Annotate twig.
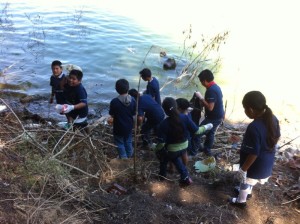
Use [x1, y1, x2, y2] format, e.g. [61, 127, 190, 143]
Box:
[52, 158, 99, 179]
[281, 195, 300, 205]
[0, 98, 48, 153]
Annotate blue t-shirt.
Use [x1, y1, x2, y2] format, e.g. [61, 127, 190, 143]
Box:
[63, 83, 88, 119]
[157, 113, 198, 144]
[138, 94, 165, 125]
[146, 77, 161, 105]
[109, 96, 136, 137]
[204, 83, 224, 119]
[240, 116, 280, 179]
[50, 73, 66, 104]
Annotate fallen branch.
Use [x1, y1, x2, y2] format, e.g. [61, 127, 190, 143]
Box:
[281, 195, 300, 205]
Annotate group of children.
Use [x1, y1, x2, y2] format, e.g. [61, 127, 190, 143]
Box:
[50, 60, 88, 131]
[50, 61, 281, 207]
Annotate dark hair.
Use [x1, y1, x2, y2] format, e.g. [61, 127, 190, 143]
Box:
[69, 69, 83, 81]
[51, 60, 62, 68]
[176, 98, 190, 111]
[128, 88, 138, 100]
[242, 91, 278, 150]
[198, 69, 214, 82]
[162, 97, 184, 143]
[115, 79, 129, 94]
[139, 68, 152, 79]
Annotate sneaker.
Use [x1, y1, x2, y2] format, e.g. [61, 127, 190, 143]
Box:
[234, 186, 252, 199]
[63, 123, 71, 130]
[228, 197, 247, 208]
[179, 177, 193, 187]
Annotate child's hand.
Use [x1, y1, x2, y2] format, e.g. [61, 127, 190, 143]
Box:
[107, 117, 113, 125]
[195, 91, 204, 100]
[235, 168, 247, 183]
[62, 104, 74, 114]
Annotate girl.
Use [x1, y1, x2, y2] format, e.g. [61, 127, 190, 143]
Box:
[155, 97, 212, 186]
[229, 91, 280, 207]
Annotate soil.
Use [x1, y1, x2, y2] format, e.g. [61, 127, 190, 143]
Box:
[0, 96, 299, 224]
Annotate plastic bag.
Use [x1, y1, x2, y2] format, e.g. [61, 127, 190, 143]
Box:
[194, 156, 216, 173]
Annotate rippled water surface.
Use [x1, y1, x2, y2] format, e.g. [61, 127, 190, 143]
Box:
[1, 0, 299, 125]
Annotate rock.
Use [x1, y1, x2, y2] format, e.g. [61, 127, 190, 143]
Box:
[160, 51, 166, 57]
[163, 58, 176, 70]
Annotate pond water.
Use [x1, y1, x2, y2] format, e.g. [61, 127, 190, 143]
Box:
[0, 0, 299, 129]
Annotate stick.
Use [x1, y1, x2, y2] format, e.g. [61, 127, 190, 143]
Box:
[278, 135, 300, 149]
[52, 158, 99, 179]
[281, 195, 300, 205]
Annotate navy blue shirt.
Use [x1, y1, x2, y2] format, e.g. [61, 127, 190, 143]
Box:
[204, 83, 224, 119]
[240, 116, 280, 179]
[50, 73, 66, 104]
[63, 83, 88, 119]
[138, 94, 165, 125]
[157, 113, 198, 144]
[109, 96, 136, 137]
[146, 77, 161, 105]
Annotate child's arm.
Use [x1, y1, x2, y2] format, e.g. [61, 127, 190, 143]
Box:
[240, 154, 257, 171]
[237, 154, 257, 183]
[73, 102, 86, 110]
[194, 123, 213, 135]
[62, 102, 86, 114]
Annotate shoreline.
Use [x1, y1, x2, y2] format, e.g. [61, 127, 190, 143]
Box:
[0, 92, 299, 151]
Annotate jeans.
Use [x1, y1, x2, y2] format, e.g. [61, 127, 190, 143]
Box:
[141, 121, 159, 146]
[159, 149, 189, 181]
[114, 134, 133, 159]
[188, 134, 201, 156]
[198, 118, 223, 155]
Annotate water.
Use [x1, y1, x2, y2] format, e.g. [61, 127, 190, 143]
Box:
[1, 0, 300, 131]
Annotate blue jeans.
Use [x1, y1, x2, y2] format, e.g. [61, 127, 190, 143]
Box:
[114, 134, 133, 159]
[159, 149, 189, 181]
[188, 134, 201, 156]
[141, 121, 159, 146]
[199, 118, 223, 155]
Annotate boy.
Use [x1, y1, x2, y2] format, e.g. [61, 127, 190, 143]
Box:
[59, 69, 88, 131]
[128, 88, 165, 147]
[194, 69, 225, 156]
[49, 60, 67, 104]
[109, 79, 136, 159]
[140, 68, 161, 105]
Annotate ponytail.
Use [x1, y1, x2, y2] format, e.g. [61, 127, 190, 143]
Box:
[262, 105, 278, 150]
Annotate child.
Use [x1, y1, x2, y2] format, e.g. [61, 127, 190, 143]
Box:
[59, 69, 89, 131]
[194, 69, 225, 156]
[175, 97, 197, 161]
[140, 68, 161, 105]
[155, 97, 213, 186]
[128, 88, 165, 147]
[229, 91, 280, 207]
[109, 79, 136, 159]
[49, 60, 67, 104]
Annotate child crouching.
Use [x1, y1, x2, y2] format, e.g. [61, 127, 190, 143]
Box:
[154, 97, 212, 186]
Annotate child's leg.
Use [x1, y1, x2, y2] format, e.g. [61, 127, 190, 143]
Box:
[237, 183, 252, 202]
[141, 121, 153, 146]
[169, 151, 189, 181]
[124, 134, 133, 158]
[182, 150, 188, 166]
[168, 162, 175, 174]
[159, 154, 169, 179]
[114, 135, 127, 159]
